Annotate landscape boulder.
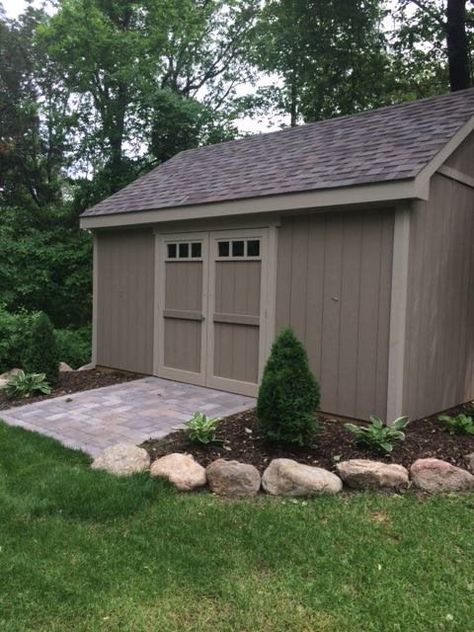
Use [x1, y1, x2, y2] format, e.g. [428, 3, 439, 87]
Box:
[410, 458, 474, 493]
[150, 453, 206, 491]
[59, 361, 73, 372]
[206, 459, 261, 497]
[0, 368, 21, 389]
[336, 459, 409, 490]
[91, 443, 150, 476]
[262, 458, 342, 496]
[465, 453, 474, 474]
[78, 362, 95, 371]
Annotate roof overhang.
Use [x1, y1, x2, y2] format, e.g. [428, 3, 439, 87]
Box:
[80, 111, 474, 231]
[80, 177, 427, 230]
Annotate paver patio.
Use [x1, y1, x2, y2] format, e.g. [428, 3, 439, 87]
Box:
[0, 377, 255, 456]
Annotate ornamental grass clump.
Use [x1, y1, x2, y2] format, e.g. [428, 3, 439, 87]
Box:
[257, 327, 320, 446]
[23, 312, 59, 386]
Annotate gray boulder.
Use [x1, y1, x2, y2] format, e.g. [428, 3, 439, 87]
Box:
[206, 459, 261, 497]
[336, 459, 409, 490]
[410, 458, 474, 493]
[262, 458, 342, 496]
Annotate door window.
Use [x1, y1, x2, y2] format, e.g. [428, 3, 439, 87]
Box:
[217, 239, 260, 259]
[166, 241, 203, 260]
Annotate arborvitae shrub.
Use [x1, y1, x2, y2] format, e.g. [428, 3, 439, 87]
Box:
[257, 327, 320, 446]
[23, 312, 59, 386]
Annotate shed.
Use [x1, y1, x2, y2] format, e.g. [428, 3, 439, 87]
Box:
[80, 88, 474, 422]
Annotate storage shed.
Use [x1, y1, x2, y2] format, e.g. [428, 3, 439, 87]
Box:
[80, 88, 474, 422]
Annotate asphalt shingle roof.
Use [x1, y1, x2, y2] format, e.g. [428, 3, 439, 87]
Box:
[82, 88, 474, 217]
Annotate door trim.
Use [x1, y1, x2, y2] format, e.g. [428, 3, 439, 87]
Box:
[153, 224, 278, 396]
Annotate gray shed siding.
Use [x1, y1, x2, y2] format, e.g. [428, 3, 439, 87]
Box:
[444, 131, 474, 175]
[403, 172, 474, 419]
[275, 209, 394, 420]
[96, 229, 155, 373]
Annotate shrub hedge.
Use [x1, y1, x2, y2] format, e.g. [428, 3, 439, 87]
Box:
[23, 312, 59, 385]
[0, 305, 38, 374]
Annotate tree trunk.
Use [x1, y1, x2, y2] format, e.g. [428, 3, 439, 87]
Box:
[446, 0, 471, 91]
[290, 73, 298, 127]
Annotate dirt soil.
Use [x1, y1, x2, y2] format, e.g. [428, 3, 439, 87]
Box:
[0, 369, 140, 410]
[142, 404, 474, 472]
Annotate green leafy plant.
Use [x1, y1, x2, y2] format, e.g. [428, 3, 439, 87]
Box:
[4, 370, 52, 399]
[438, 414, 474, 435]
[23, 312, 59, 386]
[0, 305, 38, 373]
[55, 326, 91, 369]
[257, 327, 320, 446]
[186, 412, 221, 445]
[345, 416, 409, 454]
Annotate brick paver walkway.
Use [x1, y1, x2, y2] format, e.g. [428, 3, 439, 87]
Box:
[1, 377, 255, 456]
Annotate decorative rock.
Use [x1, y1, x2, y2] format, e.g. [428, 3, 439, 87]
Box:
[150, 453, 206, 491]
[262, 458, 342, 496]
[336, 459, 409, 490]
[465, 453, 474, 473]
[410, 458, 474, 493]
[91, 443, 150, 476]
[59, 361, 73, 372]
[0, 368, 21, 389]
[206, 459, 261, 497]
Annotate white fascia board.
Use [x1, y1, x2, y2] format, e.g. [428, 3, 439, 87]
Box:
[80, 179, 421, 230]
[414, 115, 474, 192]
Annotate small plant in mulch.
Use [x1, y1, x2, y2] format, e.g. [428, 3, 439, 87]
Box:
[344, 415, 409, 454]
[186, 412, 222, 445]
[4, 370, 52, 399]
[23, 312, 59, 386]
[438, 413, 474, 436]
[257, 327, 320, 446]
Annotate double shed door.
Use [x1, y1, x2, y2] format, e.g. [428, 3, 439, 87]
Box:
[157, 229, 270, 396]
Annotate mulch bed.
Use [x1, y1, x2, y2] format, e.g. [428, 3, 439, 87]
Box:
[142, 403, 474, 473]
[0, 369, 140, 410]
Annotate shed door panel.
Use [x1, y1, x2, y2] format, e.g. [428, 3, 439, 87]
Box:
[212, 259, 261, 386]
[158, 234, 208, 386]
[163, 261, 203, 373]
[207, 235, 263, 396]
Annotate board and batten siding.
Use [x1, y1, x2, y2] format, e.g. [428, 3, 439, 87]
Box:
[96, 229, 155, 374]
[403, 173, 474, 419]
[276, 209, 394, 420]
[444, 130, 474, 176]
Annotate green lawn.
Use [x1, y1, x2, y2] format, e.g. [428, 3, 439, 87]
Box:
[0, 422, 473, 632]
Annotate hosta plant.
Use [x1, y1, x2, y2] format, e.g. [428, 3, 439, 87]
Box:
[4, 370, 52, 399]
[438, 414, 474, 435]
[344, 415, 409, 454]
[186, 411, 221, 444]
